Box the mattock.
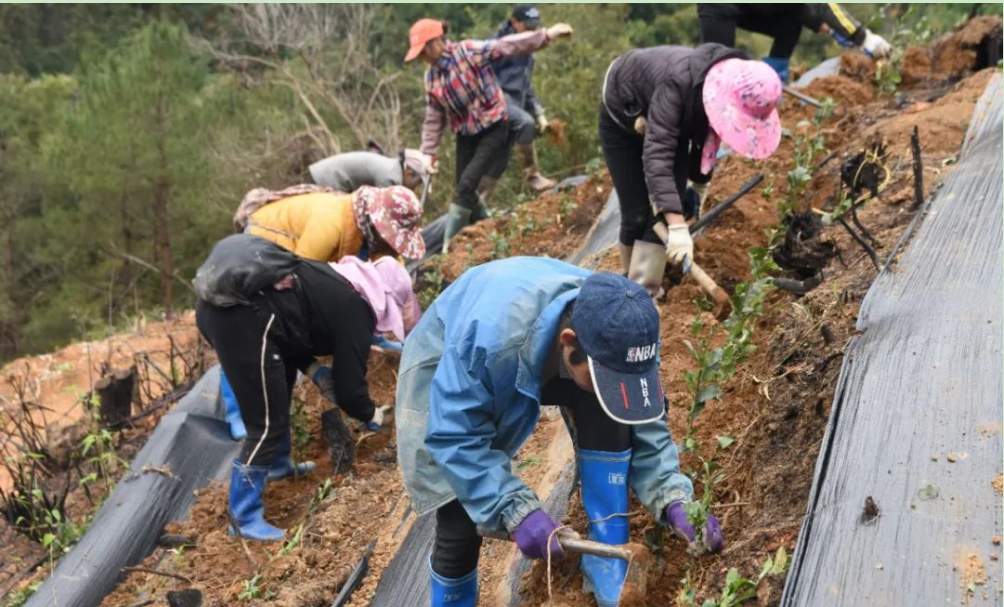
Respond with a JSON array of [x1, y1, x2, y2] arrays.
[[652, 222, 731, 321], [478, 527, 651, 603]]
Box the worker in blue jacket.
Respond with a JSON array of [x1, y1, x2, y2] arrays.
[[480, 4, 556, 205], [396, 257, 724, 607]]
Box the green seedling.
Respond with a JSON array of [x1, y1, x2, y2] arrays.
[[418, 259, 446, 310], [559, 195, 577, 217], [2, 581, 42, 607], [676, 547, 789, 607], [277, 523, 304, 557], [516, 456, 541, 471], [489, 230, 511, 260], [239, 574, 263, 601]]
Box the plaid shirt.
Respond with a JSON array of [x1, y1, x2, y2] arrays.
[[424, 40, 508, 136]]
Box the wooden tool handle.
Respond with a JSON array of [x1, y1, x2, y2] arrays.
[[689, 263, 720, 295], [479, 528, 633, 561]]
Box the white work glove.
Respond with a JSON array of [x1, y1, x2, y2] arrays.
[[365, 405, 393, 432], [546, 23, 573, 39], [536, 113, 549, 133], [664, 224, 694, 274], [861, 30, 892, 59], [423, 153, 439, 175]]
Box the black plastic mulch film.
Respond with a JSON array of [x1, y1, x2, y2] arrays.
[[25, 368, 239, 607], [781, 75, 1003, 606]]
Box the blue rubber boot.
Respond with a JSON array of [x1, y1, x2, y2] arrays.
[[266, 428, 316, 482], [430, 559, 478, 607], [579, 448, 632, 607], [219, 371, 247, 441], [761, 56, 791, 84], [228, 460, 285, 541], [371, 334, 404, 356]]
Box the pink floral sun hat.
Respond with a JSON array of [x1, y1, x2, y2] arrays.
[[353, 185, 426, 260], [703, 58, 782, 161]]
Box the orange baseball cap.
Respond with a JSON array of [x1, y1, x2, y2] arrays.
[[405, 19, 444, 62]]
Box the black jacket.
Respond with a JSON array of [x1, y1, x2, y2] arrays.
[[265, 261, 377, 423], [603, 43, 746, 214], [696, 4, 866, 45]]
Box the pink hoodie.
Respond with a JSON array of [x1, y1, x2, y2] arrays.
[[329, 256, 421, 342]]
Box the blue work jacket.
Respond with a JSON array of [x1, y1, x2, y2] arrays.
[[395, 257, 692, 532]]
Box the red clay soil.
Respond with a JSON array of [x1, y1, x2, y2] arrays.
[[502, 71, 997, 607], [1, 313, 200, 437], [4, 31, 999, 607], [439, 172, 613, 282], [903, 16, 1003, 84]]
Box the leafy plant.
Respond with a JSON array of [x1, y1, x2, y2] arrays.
[[875, 51, 904, 97], [821, 196, 855, 225], [311, 477, 335, 510], [239, 574, 263, 601], [277, 522, 304, 557], [81, 393, 127, 485], [417, 257, 446, 310], [516, 456, 541, 471], [682, 233, 779, 449], [759, 180, 775, 201], [489, 230, 511, 260], [559, 194, 578, 217], [676, 547, 790, 607], [2, 581, 42, 607]]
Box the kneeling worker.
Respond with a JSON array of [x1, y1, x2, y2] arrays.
[[396, 257, 724, 607]]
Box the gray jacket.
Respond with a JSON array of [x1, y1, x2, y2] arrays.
[[603, 43, 745, 214], [491, 20, 543, 117], [308, 152, 402, 192]]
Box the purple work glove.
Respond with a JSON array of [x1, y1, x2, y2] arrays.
[[512, 509, 564, 561], [665, 501, 725, 554]]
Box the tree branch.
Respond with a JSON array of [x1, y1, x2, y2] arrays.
[[106, 243, 196, 295]]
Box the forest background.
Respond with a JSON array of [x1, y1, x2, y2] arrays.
[[1, 3, 997, 362]]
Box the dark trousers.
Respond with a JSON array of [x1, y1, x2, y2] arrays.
[[487, 94, 537, 180], [598, 104, 666, 247], [699, 8, 803, 58], [431, 377, 631, 578], [197, 298, 307, 467], [455, 120, 509, 210]]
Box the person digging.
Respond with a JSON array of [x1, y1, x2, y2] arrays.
[[396, 257, 724, 607], [697, 3, 892, 83], [194, 235, 421, 541], [405, 17, 573, 254], [478, 3, 559, 206], [217, 184, 423, 447], [600, 45, 783, 298]]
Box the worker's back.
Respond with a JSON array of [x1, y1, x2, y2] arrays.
[[246, 192, 362, 262], [308, 151, 402, 192]]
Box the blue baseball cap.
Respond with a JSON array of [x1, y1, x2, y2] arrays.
[[572, 272, 665, 425]]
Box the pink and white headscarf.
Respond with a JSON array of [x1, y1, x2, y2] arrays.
[[329, 256, 421, 342]]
